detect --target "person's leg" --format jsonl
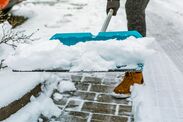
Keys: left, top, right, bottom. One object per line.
{"left": 113, "top": 0, "right": 149, "bottom": 98}
{"left": 125, "top": 0, "right": 149, "bottom": 37}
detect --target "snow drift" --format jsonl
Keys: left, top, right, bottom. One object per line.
{"left": 5, "top": 37, "right": 155, "bottom": 71}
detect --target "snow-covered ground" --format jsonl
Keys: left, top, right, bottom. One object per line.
{"left": 4, "top": 94, "right": 61, "bottom": 122}
{"left": 132, "top": 42, "right": 183, "bottom": 122}
{"left": 0, "top": 72, "right": 78, "bottom": 122}
{"left": 0, "top": 71, "right": 43, "bottom": 108}
{"left": 147, "top": 0, "right": 183, "bottom": 73}
{"left": 132, "top": 0, "right": 183, "bottom": 122}
{"left": 1, "top": 0, "right": 183, "bottom": 122}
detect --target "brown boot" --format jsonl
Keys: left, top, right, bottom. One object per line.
{"left": 112, "top": 72, "right": 143, "bottom": 98}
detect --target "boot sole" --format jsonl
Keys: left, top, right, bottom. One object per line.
{"left": 111, "top": 92, "right": 130, "bottom": 99}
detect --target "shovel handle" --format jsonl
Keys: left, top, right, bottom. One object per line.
{"left": 100, "top": 9, "right": 114, "bottom": 32}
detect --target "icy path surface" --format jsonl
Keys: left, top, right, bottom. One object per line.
{"left": 132, "top": 42, "right": 183, "bottom": 122}
{"left": 133, "top": 0, "right": 183, "bottom": 121}
{"left": 147, "top": 0, "right": 183, "bottom": 73}
{"left": 143, "top": 53, "right": 183, "bottom": 122}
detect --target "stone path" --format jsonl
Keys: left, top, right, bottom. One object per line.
{"left": 40, "top": 73, "right": 133, "bottom": 122}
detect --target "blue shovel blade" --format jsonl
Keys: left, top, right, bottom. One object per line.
{"left": 50, "top": 31, "right": 142, "bottom": 46}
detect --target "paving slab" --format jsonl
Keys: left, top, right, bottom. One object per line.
{"left": 90, "top": 84, "right": 114, "bottom": 93}
{"left": 83, "top": 77, "right": 102, "bottom": 84}
{"left": 96, "top": 94, "right": 129, "bottom": 105}
{"left": 75, "top": 83, "right": 89, "bottom": 91}
{"left": 73, "top": 91, "right": 96, "bottom": 101}
{"left": 91, "top": 114, "right": 128, "bottom": 122}
{"left": 118, "top": 105, "right": 132, "bottom": 116}
{"left": 82, "top": 102, "right": 116, "bottom": 114}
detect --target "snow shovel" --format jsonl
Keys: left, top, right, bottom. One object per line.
{"left": 13, "top": 9, "right": 144, "bottom": 73}
{"left": 50, "top": 9, "right": 142, "bottom": 46}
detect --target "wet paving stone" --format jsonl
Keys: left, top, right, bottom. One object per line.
{"left": 54, "top": 111, "right": 89, "bottom": 122}
{"left": 82, "top": 102, "right": 116, "bottom": 114}
{"left": 91, "top": 114, "right": 128, "bottom": 122}
{"left": 68, "top": 111, "right": 89, "bottom": 118}
{"left": 90, "top": 84, "right": 113, "bottom": 93}
{"left": 75, "top": 83, "right": 89, "bottom": 91}
{"left": 102, "top": 78, "right": 118, "bottom": 86}
{"left": 55, "top": 114, "right": 87, "bottom": 122}
{"left": 57, "top": 116, "right": 86, "bottom": 122}
{"left": 66, "top": 100, "right": 82, "bottom": 111}
{"left": 96, "top": 94, "right": 129, "bottom": 105}
{"left": 53, "top": 97, "right": 68, "bottom": 106}
{"left": 73, "top": 91, "right": 96, "bottom": 101}
{"left": 83, "top": 77, "right": 102, "bottom": 84}
{"left": 118, "top": 105, "right": 132, "bottom": 116}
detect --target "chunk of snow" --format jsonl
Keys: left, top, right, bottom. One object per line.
{"left": 53, "top": 92, "right": 63, "bottom": 101}
{"left": 57, "top": 80, "right": 76, "bottom": 93}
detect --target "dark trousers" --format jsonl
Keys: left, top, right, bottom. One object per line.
{"left": 125, "top": 0, "right": 150, "bottom": 37}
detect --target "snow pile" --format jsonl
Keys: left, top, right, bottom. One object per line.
{"left": 5, "top": 37, "right": 155, "bottom": 71}
{"left": 53, "top": 93, "right": 63, "bottom": 101}
{"left": 57, "top": 80, "right": 76, "bottom": 93}
{"left": 131, "top": 84, "right": 161, "bottom": 122}
{"left": 4, "top": 94, "right": 61, "bottom": 122}
{"left": 40, "top": 73, "right": 76, "bottom": 96}
{"left": 0, "top": 71, "right": 44, "bottom": 108}
{"left": 132, "top": 51, "right": 183, "bottom": 122}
